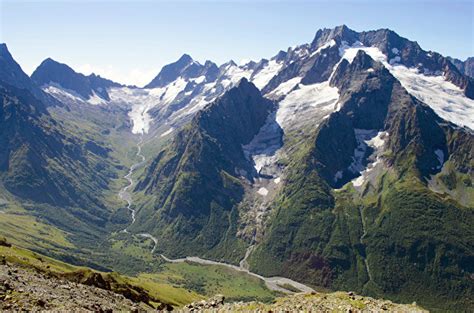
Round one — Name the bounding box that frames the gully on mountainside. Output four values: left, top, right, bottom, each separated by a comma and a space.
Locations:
118, 128, 314, 294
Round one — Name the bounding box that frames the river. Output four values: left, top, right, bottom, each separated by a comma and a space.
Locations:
119, 137, 314, 294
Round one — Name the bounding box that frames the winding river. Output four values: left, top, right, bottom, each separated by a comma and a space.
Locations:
119, 137, 314, 294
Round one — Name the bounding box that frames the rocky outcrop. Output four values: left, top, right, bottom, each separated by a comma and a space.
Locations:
0, 262, 164, 312
449, 56, 474, 78
182, 292, 427, 312
183, 294, 225, 311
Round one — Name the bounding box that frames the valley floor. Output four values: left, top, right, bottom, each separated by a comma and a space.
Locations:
0, 241, 429, 312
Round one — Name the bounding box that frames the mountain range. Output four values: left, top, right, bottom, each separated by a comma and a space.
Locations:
0, 25, 472, 311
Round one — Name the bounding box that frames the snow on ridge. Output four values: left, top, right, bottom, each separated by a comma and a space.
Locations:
338, 42, 474, 130
339, 40, 386, 63
310, 39, 336, 57
221, 63, 253, 88
110, 52, 287, 135
60, 40, 473, 137
291, 44, 310, 58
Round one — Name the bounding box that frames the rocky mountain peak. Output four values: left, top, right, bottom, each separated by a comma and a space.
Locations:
235, 77, 251, 88
311, 24, 358, 48
0, 43, 11, 56
351, 50, 380, 71
177, 53, 193, 64
145, 53, 204, 88
202, 60, 219, 81
0, 43, 35, 91
0, 44, 53, 105
32, 58, 82, 85
274, 50, 287, 62
31, 58, 120, 101
199, 78, 270, 131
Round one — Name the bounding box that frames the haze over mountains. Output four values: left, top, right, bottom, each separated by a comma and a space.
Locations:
0, 25, 473, 311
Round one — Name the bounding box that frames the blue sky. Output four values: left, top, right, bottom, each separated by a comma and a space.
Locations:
1, 0, 473, 86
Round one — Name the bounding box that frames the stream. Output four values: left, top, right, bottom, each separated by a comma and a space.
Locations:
119, 137, 314, 294
359, 206, 374, 288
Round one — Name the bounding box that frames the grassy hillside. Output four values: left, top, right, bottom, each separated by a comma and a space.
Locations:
0, 236, 278, 308
248, 52, 474, 312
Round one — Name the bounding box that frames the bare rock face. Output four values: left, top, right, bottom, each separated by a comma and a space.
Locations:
0, 262, 165, 312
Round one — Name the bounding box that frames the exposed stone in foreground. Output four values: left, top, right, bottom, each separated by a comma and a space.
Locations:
183, 294, 225, 311
181, 292, 428, 312
0, 262, 163, 312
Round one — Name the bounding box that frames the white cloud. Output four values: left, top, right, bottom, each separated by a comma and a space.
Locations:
74, 63, 158, 87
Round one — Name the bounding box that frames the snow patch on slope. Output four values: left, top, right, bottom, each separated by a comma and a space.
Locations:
87, 91, 107, 105
161, 77, 187, 103
347, 129, 378, 174
333, 129, 388, 188
349, 129, 388, 187
43, 84, 107, 105
389, 66, 474, 129
192, 75, 206, 84
269, 77, 302, 97
338, 42, 474, 130
127, 102, 153, 134
109, 87, 158, 134
109, 76, 191, 134
221, 64, 253, 88
276, 81, 339, 133
43, 84, 84, 103
160, 127, 174, 137
242, 112, 283, 176
252, 60, 284, 90
311, 39, 336, 57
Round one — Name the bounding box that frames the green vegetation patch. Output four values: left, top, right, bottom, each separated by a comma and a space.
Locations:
145, 261, 277, 303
